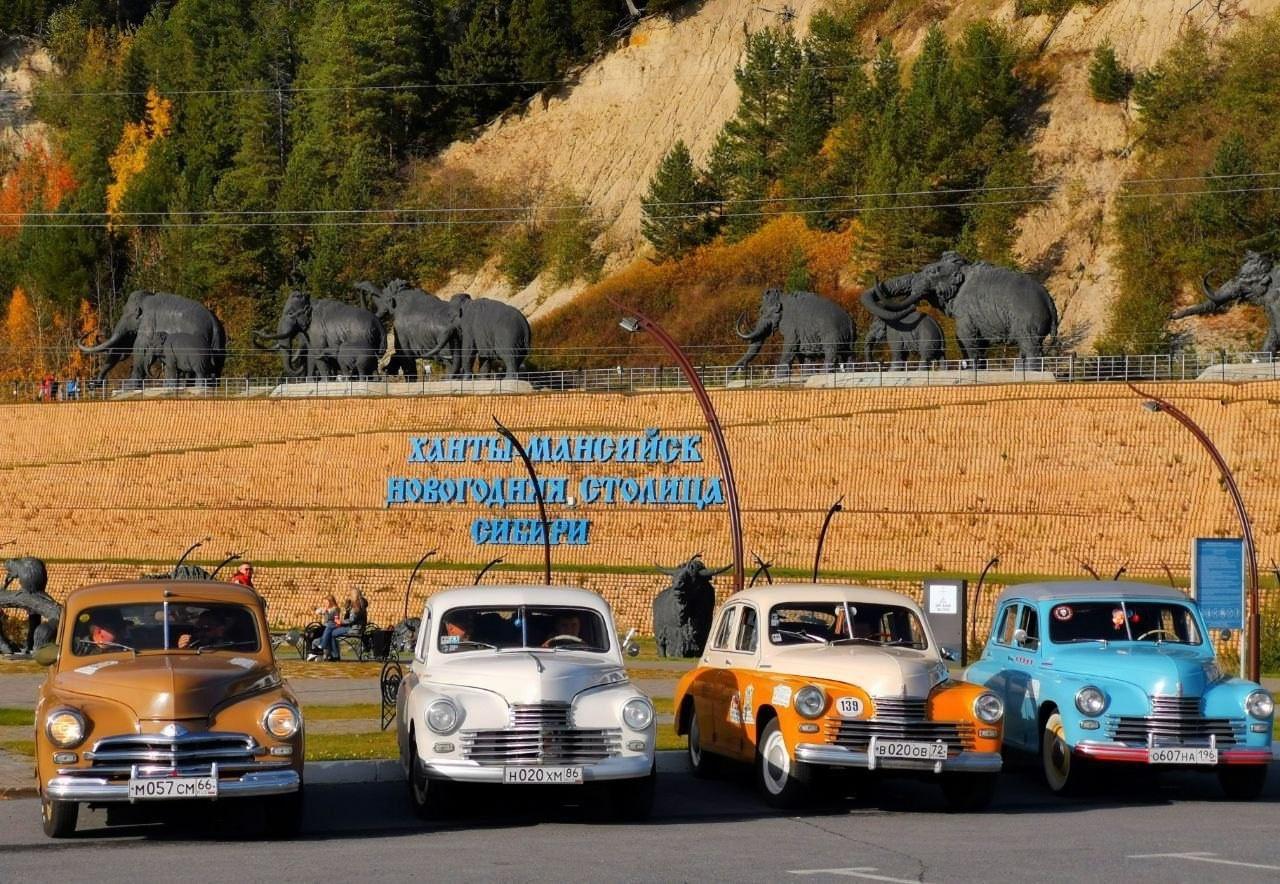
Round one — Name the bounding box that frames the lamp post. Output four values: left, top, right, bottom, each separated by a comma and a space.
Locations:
614, 303, 745, 593
1129, 383, 1260, 681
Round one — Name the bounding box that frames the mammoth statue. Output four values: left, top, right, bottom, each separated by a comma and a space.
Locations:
862, 252, 1058, 361
733, 288, 856, 377
423, 293, 531, 380
256, 291, 386, 380
1173, 251, 1280, 354
78, 290, 227, 384
353, 280, 456, 380
861, 275, 944, 367
153, 331, 219, 385
652, 555, 729, 658
0, 557, 59, 654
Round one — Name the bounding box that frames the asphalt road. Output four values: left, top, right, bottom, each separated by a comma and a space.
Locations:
1, 759, 1278, 883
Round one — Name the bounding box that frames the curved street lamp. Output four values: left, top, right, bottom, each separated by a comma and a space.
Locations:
1128, 383, 1260, 681
613, 301, 745, 593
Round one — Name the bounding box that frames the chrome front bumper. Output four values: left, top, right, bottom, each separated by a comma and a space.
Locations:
46, 768, 301, 802
795, 743, 1002, 774
1074, 741, 1273, 766
422, 753, 653, 783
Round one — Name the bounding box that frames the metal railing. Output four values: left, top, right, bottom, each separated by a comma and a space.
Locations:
6, 351, 1277, 403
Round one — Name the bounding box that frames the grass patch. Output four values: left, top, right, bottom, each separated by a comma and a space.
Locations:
629, 669, 690, 681
305, 730, 397, 761
279, 660, 386, 680
0, 708, 34, 727
305, 703, 381, 721
0, 739, 34, 757
656, 723, 682, 752
0, 659, 43, 675
651, 697, 674, 716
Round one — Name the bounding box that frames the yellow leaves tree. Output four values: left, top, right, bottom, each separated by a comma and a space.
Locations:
61, 299, 100, 379
0, 287, 44, 382
105, 87, 174, 229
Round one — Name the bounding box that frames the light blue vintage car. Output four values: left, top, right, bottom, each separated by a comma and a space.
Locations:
965, 581, 1274, 799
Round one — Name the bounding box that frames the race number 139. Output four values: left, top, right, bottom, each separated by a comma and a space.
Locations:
836, 697, 863, 717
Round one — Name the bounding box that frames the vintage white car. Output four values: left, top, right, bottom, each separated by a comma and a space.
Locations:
395, 585, 656, 819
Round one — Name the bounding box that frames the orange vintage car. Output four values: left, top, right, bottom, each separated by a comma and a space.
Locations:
673, 584, 1004, 809
32, 580, 304, 838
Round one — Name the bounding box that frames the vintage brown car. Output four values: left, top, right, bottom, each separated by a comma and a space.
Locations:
33, 580, 304, 837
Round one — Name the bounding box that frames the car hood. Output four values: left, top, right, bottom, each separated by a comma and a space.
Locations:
55, 654, 278, 719
429, 651, 624, 704
1046, 644, 1217, 695
764, 645, 946, 698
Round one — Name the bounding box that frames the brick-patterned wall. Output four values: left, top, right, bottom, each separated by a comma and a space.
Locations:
1, 382, 1277, 637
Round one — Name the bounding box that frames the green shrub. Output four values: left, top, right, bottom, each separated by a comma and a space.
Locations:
1089, 42, 1130, 102
498, 225, 544, 288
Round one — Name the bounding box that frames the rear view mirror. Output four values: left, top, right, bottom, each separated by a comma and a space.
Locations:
1013, 628, 1028, 646
34, 644, 59, 667
626, 643, 640, 657
940, 646, 957, 662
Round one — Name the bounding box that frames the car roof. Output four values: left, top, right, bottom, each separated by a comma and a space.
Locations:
723, 583, 922, 612
996, 581, 1190, 606
427, 584, 613, 613
64, 580, 264, 609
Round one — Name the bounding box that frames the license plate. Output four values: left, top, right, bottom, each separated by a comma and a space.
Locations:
1149, 746, 1218, 765
872, 740, 948, 761
128, 775, 218, 800
502, 766, 583, 785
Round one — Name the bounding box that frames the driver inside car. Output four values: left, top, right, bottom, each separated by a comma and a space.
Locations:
542, 612, 582, 647
177, 609, 231, 649
79, 608, 130, 654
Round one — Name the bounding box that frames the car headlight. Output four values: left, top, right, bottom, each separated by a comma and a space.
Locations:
622, 697, 654, 731
973, 691, 1004, 724
426, 698, 460, 734
794, 685, 826, 719
1075, 686, 1107, 717
263, 703, 301, 738
1245, 690, 1274, 719
46, 709, 86, 748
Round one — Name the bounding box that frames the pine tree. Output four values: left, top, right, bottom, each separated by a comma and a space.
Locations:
641, 140, 713, 259
444, 5, 518, 130
510, 0, 573, 83
1088, 42, 1130, 103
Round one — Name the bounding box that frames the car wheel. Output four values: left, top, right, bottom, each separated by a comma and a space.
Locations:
606, 764, 657, 822
940, 772, 997, 812
1217, 766, 1267, 801
41, 795, 78, 838
686, 705, 719, 779
1041, 711, 1088, 795
756, 718, 809, 808
407, 739, 433, 819
262, 788, 304, 838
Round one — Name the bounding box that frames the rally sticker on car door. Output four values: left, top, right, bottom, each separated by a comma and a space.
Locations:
835, 697, 864, 717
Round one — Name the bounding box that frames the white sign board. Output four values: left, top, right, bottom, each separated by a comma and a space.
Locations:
927, 583, 959, 615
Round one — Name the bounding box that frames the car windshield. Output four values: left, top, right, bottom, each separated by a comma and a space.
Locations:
70, 602, 261, 656
1047, 601, 1202, 645
437, 605, 610, 654
768, 601, 928, 649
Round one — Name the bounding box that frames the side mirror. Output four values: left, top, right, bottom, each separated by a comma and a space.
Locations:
1012, 628, 1028, 646
626, 643, 640, 658
35, 644, 59, 667
1219, 628, 1233, 643
940, 646, 957, 662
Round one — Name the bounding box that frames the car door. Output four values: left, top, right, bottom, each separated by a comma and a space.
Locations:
701, 605, 738, 751
1007, 603, 1043, 748
984, 602, 1025, 748
722, 604, 762, 761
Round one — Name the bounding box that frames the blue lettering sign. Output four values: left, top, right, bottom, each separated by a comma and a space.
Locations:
1192, 537, 1244, 630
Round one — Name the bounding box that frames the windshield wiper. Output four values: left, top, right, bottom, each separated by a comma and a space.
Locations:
95, 640, 137, 656
196, 640, 257, 654
1060, 637, 1111, 645
776, 628, 825, 644
450, 639, 499, 651
830, 636, 881, 646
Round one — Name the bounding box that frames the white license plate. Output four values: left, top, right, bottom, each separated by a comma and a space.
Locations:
502, 766, 583, 785
1149, 746, 1218, 765
873, 740, 948, 761
128, 775, 219, 800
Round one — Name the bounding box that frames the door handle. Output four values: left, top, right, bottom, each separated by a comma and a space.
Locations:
723, 659, 732, 666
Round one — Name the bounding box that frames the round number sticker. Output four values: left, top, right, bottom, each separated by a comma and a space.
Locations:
1053, 605, 1073, 621
836, 697, 863, 717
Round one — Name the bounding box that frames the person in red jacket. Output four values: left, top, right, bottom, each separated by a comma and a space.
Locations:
230, 562, 255, 588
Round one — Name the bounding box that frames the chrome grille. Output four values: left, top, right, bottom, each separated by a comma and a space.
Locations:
77, 731, 265, 777
1106, 695, 1242, 748
509, 702, 572, 729
461, 728, 621, 766
869, 697, 928, 721
827, 696, 972, 753
825, 719, 971, 754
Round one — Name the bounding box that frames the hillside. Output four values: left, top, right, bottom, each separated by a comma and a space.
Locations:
440, 0, 1280, 342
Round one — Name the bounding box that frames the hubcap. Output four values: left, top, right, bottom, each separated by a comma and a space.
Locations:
689, 714, 702, 765
761, 730, 790, 795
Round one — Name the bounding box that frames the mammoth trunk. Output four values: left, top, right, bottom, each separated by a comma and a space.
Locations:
77, 327, 132, 354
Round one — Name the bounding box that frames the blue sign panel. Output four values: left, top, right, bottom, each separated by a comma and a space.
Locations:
1192, 537, 1245, 630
